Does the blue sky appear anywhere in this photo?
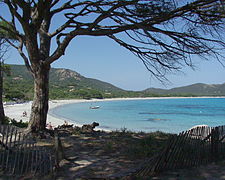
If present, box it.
[2,2,225,91]
[7,35,225,91]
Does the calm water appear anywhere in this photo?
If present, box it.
[50,98,225,133]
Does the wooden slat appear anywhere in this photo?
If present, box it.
[154,134,180,172]
[20,137,28,175]
[0,125,53,177]
[136,124,225,178]
[34,148,39,175]
[0,125,4,164]
[1,125,7,169]
[5,126,13,171]
[25,142,32,174]
[0,123,224,178]
[31,145,36,173]
[12,132,21,174]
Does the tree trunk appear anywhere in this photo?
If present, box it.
[0,62,5,124]
[28,63,50,132]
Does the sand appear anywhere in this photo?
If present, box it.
[4,97,224,129]
[3,97,163,129]
[4,99,90,128]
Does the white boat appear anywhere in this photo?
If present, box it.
[89,106,100,109]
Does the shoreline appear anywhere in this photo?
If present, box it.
[4,96,225,130]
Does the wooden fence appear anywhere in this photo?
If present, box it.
[135,125,225,177]
[0,125,53,177]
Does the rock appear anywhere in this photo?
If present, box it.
[81,122,99,133]
[58,124,74,129]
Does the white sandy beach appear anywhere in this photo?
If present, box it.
[4,97,224,129]
[3,98,149,129]
[3,97,171,128]
[4,99,91,128]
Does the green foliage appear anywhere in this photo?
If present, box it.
[74,89,103,99]
[135,0,175,17]
[2,116,28,128]
[103,141,114,153]
[3,65,113,100]
[76,89,92,99]
[0,21,16,40]
[2,64,11,76]
[124,131,172,159]
[2,116,10,124]
[3,64,225,101]
[5,90,25,100]
[105,129,172,159]
[10,119,28,128]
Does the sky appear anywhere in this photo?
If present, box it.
[6,35,225,91]
[2,1,225,91]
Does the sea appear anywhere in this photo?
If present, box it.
[50,98,225,134]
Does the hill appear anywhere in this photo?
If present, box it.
[3,64,225,100]
[144,83,225,96]
[3,64,126,100]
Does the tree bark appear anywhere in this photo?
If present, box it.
[0,62,5,124]
[28,63,50,132]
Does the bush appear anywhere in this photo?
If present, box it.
[3,117,28,128]
[10,119,28,128]
[5,90,25,101]
[2,116,10,124]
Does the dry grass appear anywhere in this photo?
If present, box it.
[29,128,225,180]
[33,127,171,179]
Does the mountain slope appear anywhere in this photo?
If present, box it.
[3,64,125,100]
[145,83,225,96]
[4,64,225,100]
[49,68,124,92]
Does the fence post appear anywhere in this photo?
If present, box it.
[211,127,219,161]
[54,129,64,169]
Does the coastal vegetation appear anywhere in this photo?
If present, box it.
[0,20,16,124]
[0,120,224,179]
[1,0,225,132]
[40,127,173,178]
[3,116,28,128]
[3,64,225,102]
[0,1,225,179]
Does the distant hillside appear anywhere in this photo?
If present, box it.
[49,68,124,92]
[3,64,125,100]
[144,83,225,96]
[3,64,225,101]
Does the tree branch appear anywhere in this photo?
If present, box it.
[6,39,34,74]
[2,0,225,81]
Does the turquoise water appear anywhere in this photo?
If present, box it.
[50,98,225,133]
